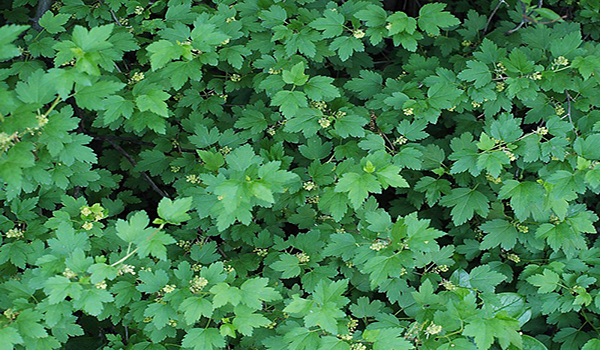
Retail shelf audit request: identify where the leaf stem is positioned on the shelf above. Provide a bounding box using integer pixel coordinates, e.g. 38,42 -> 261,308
111,224 -> 164,267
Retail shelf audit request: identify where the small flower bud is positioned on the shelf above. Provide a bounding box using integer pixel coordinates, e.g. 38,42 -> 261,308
5,228 -> 24,239
369,240 -> 388,251
189,276 -> 209,293
352,29 -> 365,39
425,323 -> 442,335
162,284 -> 177,293
295,252 -> 310,263
63,268 -> 78,279
319,117 -> 331,128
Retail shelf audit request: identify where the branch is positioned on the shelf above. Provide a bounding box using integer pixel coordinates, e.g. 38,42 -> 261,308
98,0 -> 122,26
89,133 -> 155,147
484,0 -> 507,33
104,138 -> 171,198
506,0 -> 543,35
564,90 -> 579,137
90,133 -> 196,153
31,0 -> 53,31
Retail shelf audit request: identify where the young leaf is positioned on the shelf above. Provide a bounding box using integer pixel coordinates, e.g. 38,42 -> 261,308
157,197 -> 193,224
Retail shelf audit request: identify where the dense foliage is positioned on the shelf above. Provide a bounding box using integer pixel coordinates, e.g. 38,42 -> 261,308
2,0 -> 600,348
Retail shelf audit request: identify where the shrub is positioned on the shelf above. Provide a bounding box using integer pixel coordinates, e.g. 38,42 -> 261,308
1,0 -> 600,349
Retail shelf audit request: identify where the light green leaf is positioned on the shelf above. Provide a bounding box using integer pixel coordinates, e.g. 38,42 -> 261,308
182,328 -> 225,350
282,62 -> 309,86
157,197 -> 193,224
418,3 -> 460,35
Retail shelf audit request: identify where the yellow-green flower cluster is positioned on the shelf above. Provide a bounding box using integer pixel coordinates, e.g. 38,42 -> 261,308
295,252 -> 310,263
370,240 -> 388,251
189,276 -> 209,294
5,228 -> 24,239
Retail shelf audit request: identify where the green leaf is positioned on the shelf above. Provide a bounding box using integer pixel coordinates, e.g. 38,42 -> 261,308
147,40 -> 184,71
572,55 -> 600,80
574,134 -> 600,160
304,301 -> 345,334
115,211 -> 153,243
386,12 -> 417,35
182,328 -> 225,350
535,221 -> 588,258
137,269 -> 169,294
180,297 -> 213,324
318,188 -> 349,222
210,283 -> 243,308
191,19 -> 229,52
458,60 -> 492,88
0,25 -> 29,61
198,150 -> 225,171
271,254 -> 302,278
303,76 -> 340,101
72,288 -> 114,316
271,90 -> 308,117
102,95 -> 135,123
88,263 -> 118,284
547,170 -> 587,200
157,197 -> 193,225
220,45 -> 251,70
439,188 -> 490,225
463,315 -> 521,350
350,297 -> 383,318
582,339 -> 600,350
0,327 -> 23,350
477,150 -> 511,178
234,109 -> 268,134
329,36 -> 364,61
533,8 -> 562,21
335,172 -> 382,209
309,10 -> 345,38
135,89 -> 170,117
39,11 -> 70,34
527,269 -> 559,294
355,4 -> 388,27
43,276 -> 83,304
136,231 -> 176,261
418,3 -> 460,35
345,70 -> 383,99
75,80 -> 124,110
334,113 -> 367,138
282,62 -> 309,86
72,24 -> 114,52
396,119 -> 428,141
498,180 -> 546,222
468,265 -> 507,293
384,92 -> 409,110
240,278 -> 281,309
232,305 -> 271,336
376,165 -> 409,188
363,328 -> 414,350
480,219 -> 518,250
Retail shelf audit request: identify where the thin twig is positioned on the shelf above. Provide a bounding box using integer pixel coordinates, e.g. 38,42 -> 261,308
90,133 -> 155,147
506,21 -> 526,35
91,133 -> 196,152
105,139 -> 171,198
98,0 -> 122,26
564,90 -> 578,137
484,0 -> 507,33
506,0 -> 543,35
31,0 -> 54,31
198,230 -> 228,258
